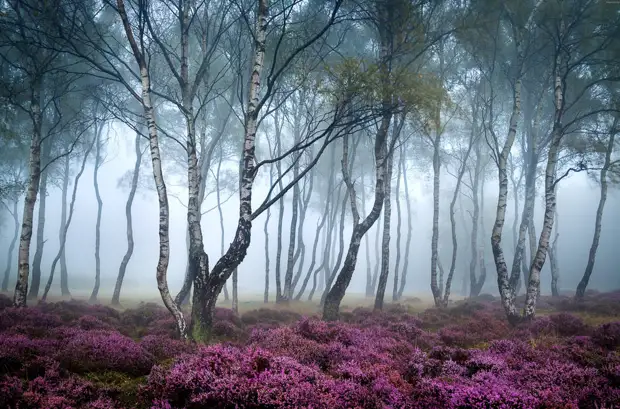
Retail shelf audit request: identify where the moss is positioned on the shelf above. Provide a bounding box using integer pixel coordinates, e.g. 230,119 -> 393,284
83,371 -> 148,408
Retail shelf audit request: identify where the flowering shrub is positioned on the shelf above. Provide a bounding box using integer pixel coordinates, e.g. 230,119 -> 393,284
0,292 -> 619,408
57,330 -> 154,376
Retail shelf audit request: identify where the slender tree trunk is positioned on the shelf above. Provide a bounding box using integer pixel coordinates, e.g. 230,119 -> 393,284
523,133 -> 560,319
511,146 -> 537,295
509,155 -> 524,295
291,170 -> 314,294
296,150 -> 335,301
42,135 -> 95,301
469,146 -> 482,297
549,208 -> 560,297
490,77 -> 522,324
392,149 -> 403,302
375,149 -> 394,311
188,0 -> 269,341
283,170 -> 299,302
522,58 -> 564,319
112,132 -> 142,305
2,199 -> 19,292
323,108 -> 391,320
264,165 -> 274,303
216,145 -> 229,302
59,154 -> 71,297
361,172 -> 373,298
443,132 -> 475,306
28,144 -> 48,300
89,124 -> 104,303
576,127 -> 615,298
319,182 -> 346,304
371,211 -> 382,293
430,128 -> 442,306
15,78 -> 43,307
398,144 -> 413,300
117,0 -> 187,338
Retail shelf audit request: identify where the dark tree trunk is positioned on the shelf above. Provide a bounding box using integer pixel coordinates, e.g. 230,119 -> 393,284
89,124 -> 104,303
43,135 -> 95,301
112,132 -> 142,305
371,211 -> 382,294
323,110 -> 391,320
443,130 -> 475,306
576,128 -> 615,298
264,163 -> 274,303
2,199 -> 19,291
469,141 -> 482,297
398,143 -> 412,300
291,170 -> 314,294
59,154 -> 70,297
296,150 -> 334,301
321,187 -> 350,306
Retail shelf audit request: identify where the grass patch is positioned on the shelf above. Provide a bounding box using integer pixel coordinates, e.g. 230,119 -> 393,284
83,371 -> 148,408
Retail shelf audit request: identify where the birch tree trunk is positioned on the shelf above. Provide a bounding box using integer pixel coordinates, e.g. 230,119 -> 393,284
89,124 -> 104,303
28,144 -> 48,300
429,127 -> 442,306
361,171 -> 373,298
14,79 -> 43,307
469,144 -> 482,297
522,58 -> 564,319
323,117 -> 390,320
42,135 -> 95,301
112,132 -> 142,305
392,149 -> 403,302
374,150 -> 393,311
264,162 -> 274,303
2,199 -> 19,292
189,0 -> 269,341
576,127 -> 615,298
116,0 -> 187,338
549,208 -> 560,297
59,154 -> 70,297
371,211 -> 382,294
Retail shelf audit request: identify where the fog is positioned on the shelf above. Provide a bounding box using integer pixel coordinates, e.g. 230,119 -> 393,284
1,123 -> 618,300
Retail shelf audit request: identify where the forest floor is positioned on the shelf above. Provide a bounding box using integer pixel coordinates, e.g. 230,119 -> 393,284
0,290 -> 618,408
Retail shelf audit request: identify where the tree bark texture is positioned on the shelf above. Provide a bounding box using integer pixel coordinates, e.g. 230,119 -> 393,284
89,124 -> 104,303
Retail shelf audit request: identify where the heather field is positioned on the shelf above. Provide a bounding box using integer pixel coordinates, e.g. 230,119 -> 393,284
0,292 -> 618,409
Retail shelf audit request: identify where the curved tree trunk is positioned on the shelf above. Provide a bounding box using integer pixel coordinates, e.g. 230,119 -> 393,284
576,127 -> 615,298
43,135 -> 95,301
291,171 -> 314,294
2,199 -> 19,292
28,144 -> 48,300
263,166 -> 273,303
320,188 -> 349,306
216,146 -> 229,302
112,132 -> 142,305
89,124 -> 104,303
443,131 -> 475,306
392,149 -> 403,302
14,78 -> 43,308
117,0 -> 187,338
